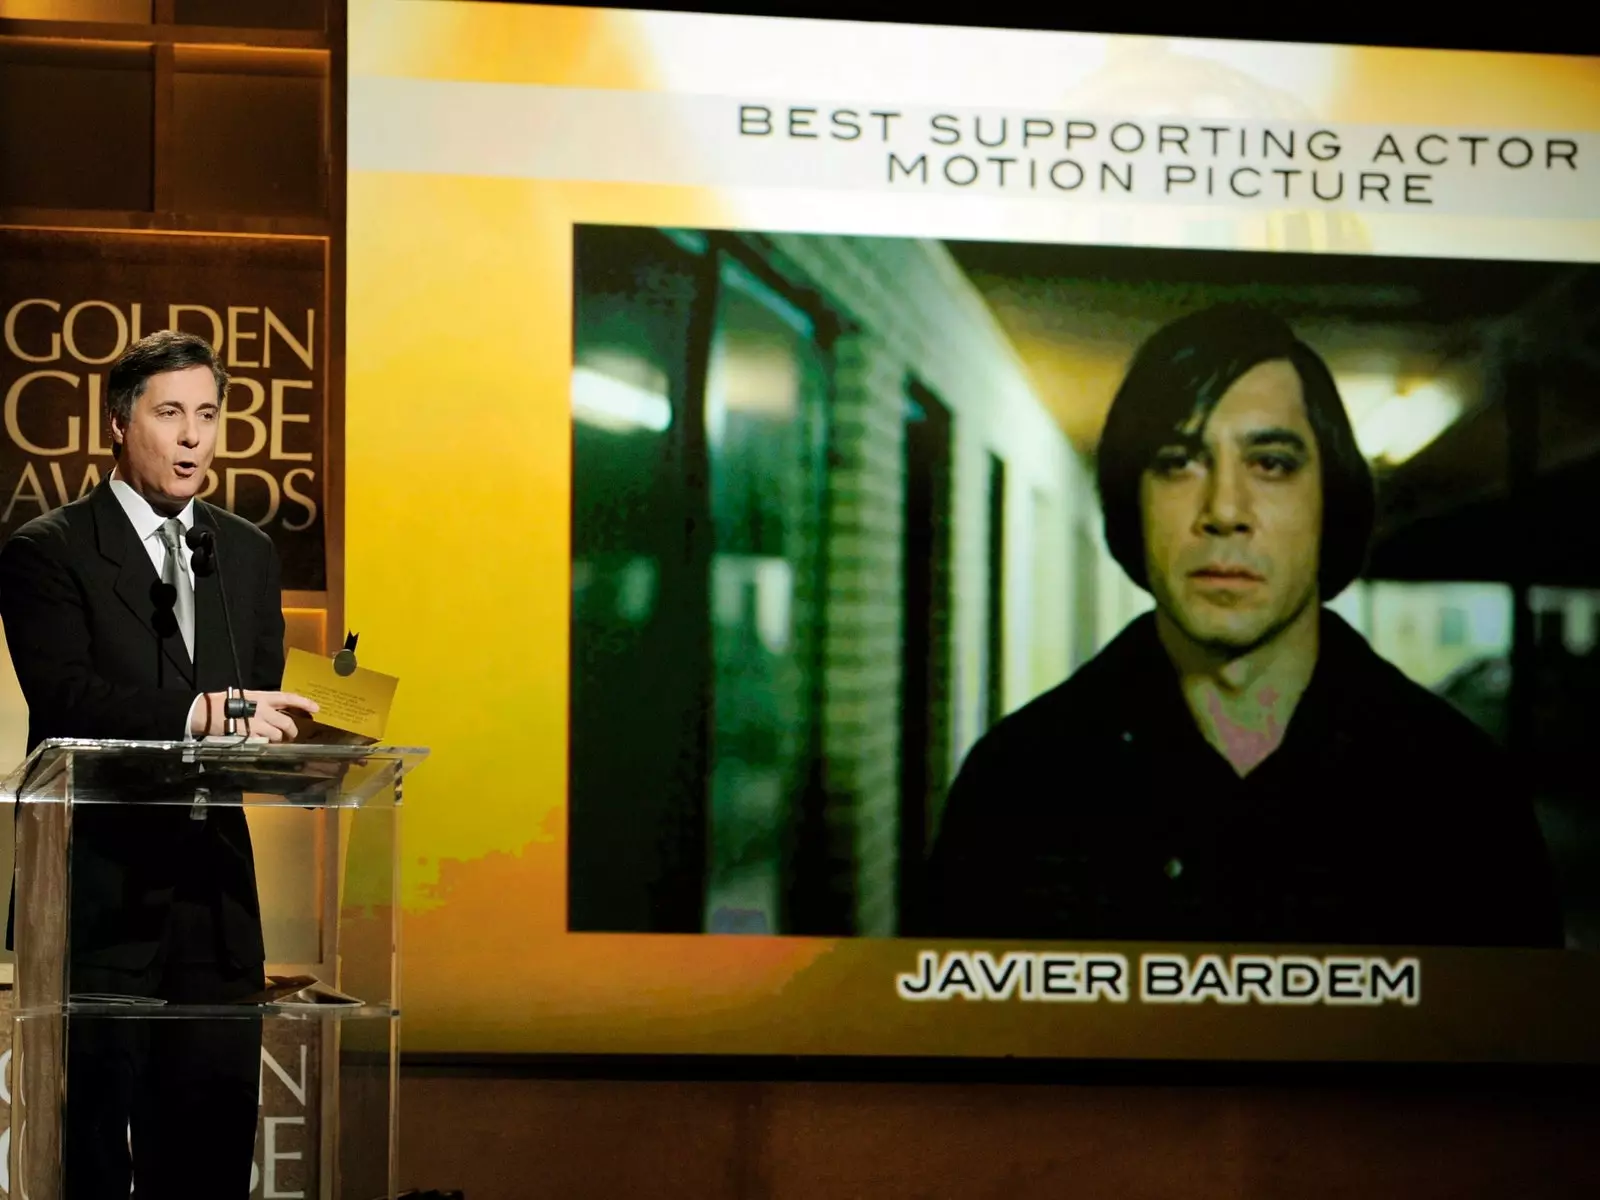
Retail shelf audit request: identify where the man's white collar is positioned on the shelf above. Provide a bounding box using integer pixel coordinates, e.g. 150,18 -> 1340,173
107,472 -> 196,542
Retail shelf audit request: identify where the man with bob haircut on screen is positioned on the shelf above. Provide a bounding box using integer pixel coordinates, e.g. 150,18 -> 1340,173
923,304 -> 1561,948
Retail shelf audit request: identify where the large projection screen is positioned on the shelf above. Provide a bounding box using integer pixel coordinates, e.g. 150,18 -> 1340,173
347,0 -> 1600,1062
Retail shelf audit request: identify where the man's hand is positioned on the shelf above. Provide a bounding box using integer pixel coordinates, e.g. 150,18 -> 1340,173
191,690 -> 319,741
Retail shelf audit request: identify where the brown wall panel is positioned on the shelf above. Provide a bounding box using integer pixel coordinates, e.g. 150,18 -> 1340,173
0,40 -> 152,211
400,1076 -> 754,1200
398,1073 -> 1600,1200
175,0 -> 325,31
171,47 -> 326,216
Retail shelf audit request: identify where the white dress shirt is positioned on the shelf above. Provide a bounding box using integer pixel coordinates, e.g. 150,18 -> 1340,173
108,472 -> 204,737
107,474 -> 197,591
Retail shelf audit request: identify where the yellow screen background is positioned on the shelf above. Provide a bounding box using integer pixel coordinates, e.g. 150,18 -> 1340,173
348,0 -> 1600,1057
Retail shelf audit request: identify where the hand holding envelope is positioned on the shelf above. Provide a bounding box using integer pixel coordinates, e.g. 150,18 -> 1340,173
279,645 -> 399,745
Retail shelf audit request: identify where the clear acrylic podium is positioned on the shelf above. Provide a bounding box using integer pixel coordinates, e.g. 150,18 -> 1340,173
0,737 -> 426,1199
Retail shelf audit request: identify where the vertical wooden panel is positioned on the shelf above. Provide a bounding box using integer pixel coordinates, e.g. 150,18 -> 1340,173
175,0 -> 325,31
151,41 -> 175,211
170,47 -> 326,217
0,40 -> 153,211
322,0 -> 345,667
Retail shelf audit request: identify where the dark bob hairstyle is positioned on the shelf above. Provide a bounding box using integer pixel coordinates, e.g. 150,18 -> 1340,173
1096,303 -> 1375,599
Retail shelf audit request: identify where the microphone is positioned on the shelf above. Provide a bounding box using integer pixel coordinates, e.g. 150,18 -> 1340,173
185,525 -> 257,734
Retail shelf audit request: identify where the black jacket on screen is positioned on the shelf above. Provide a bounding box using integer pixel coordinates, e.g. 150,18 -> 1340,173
922,609 -> 1563,948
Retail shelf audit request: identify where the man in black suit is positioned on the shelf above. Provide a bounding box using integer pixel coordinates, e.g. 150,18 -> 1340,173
0,330 -> 316,1198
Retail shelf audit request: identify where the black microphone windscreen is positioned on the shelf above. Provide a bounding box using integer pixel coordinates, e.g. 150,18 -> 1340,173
185,526 -> 215,551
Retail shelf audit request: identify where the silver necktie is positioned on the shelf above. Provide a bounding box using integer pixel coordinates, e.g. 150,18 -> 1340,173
158,518 -> 195,661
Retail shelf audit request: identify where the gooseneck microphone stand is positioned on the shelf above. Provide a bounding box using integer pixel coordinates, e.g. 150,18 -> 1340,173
185,523 -> 257,738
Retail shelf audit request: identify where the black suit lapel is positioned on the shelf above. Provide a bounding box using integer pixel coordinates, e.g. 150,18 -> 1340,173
91,481 -> 196,687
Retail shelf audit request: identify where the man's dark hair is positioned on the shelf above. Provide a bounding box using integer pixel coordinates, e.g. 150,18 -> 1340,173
106,330 -> 229,459
1096,303 -> 1375,599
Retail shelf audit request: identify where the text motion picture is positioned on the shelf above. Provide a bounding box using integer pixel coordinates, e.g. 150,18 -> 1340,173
737,107 -> 1584,206
896,951 -> 1422,1005
888,157 -> 1445,204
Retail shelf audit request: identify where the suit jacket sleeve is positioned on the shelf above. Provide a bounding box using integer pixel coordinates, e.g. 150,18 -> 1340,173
247,534 -> 286,691
0,529 -> 194,740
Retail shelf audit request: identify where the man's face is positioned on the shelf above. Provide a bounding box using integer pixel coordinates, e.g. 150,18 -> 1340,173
112,365 -> 219,513
1139,358 -> 1323,655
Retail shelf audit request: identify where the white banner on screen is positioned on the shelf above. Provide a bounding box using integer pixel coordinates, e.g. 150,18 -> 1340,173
349,78 -> 1598,221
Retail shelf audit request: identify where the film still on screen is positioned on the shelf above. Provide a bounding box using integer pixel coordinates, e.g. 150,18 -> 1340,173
568,224 -> 1600,951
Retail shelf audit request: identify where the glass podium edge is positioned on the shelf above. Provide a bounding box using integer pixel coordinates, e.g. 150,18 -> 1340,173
1,738 -> 431,802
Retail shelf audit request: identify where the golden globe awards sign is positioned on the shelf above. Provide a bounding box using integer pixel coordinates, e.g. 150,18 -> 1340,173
0,228 -> 327,591
0,995 -> 321,1197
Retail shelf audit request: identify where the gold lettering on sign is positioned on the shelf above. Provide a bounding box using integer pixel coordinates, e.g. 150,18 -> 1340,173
5,298 -> 63,362
228,467 -> 281,526
0,231 -> 327,592
263,307 -> 314,370
228,306 -> 261,368
5,370 -> 83,455
271,380 -> 314,461
282,467 -> 319,532
62,300 -> 129,365
220,378 -> 269,459
88,376 -> 114,456
4,461 -> 50,521
168,303 -> 224,352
